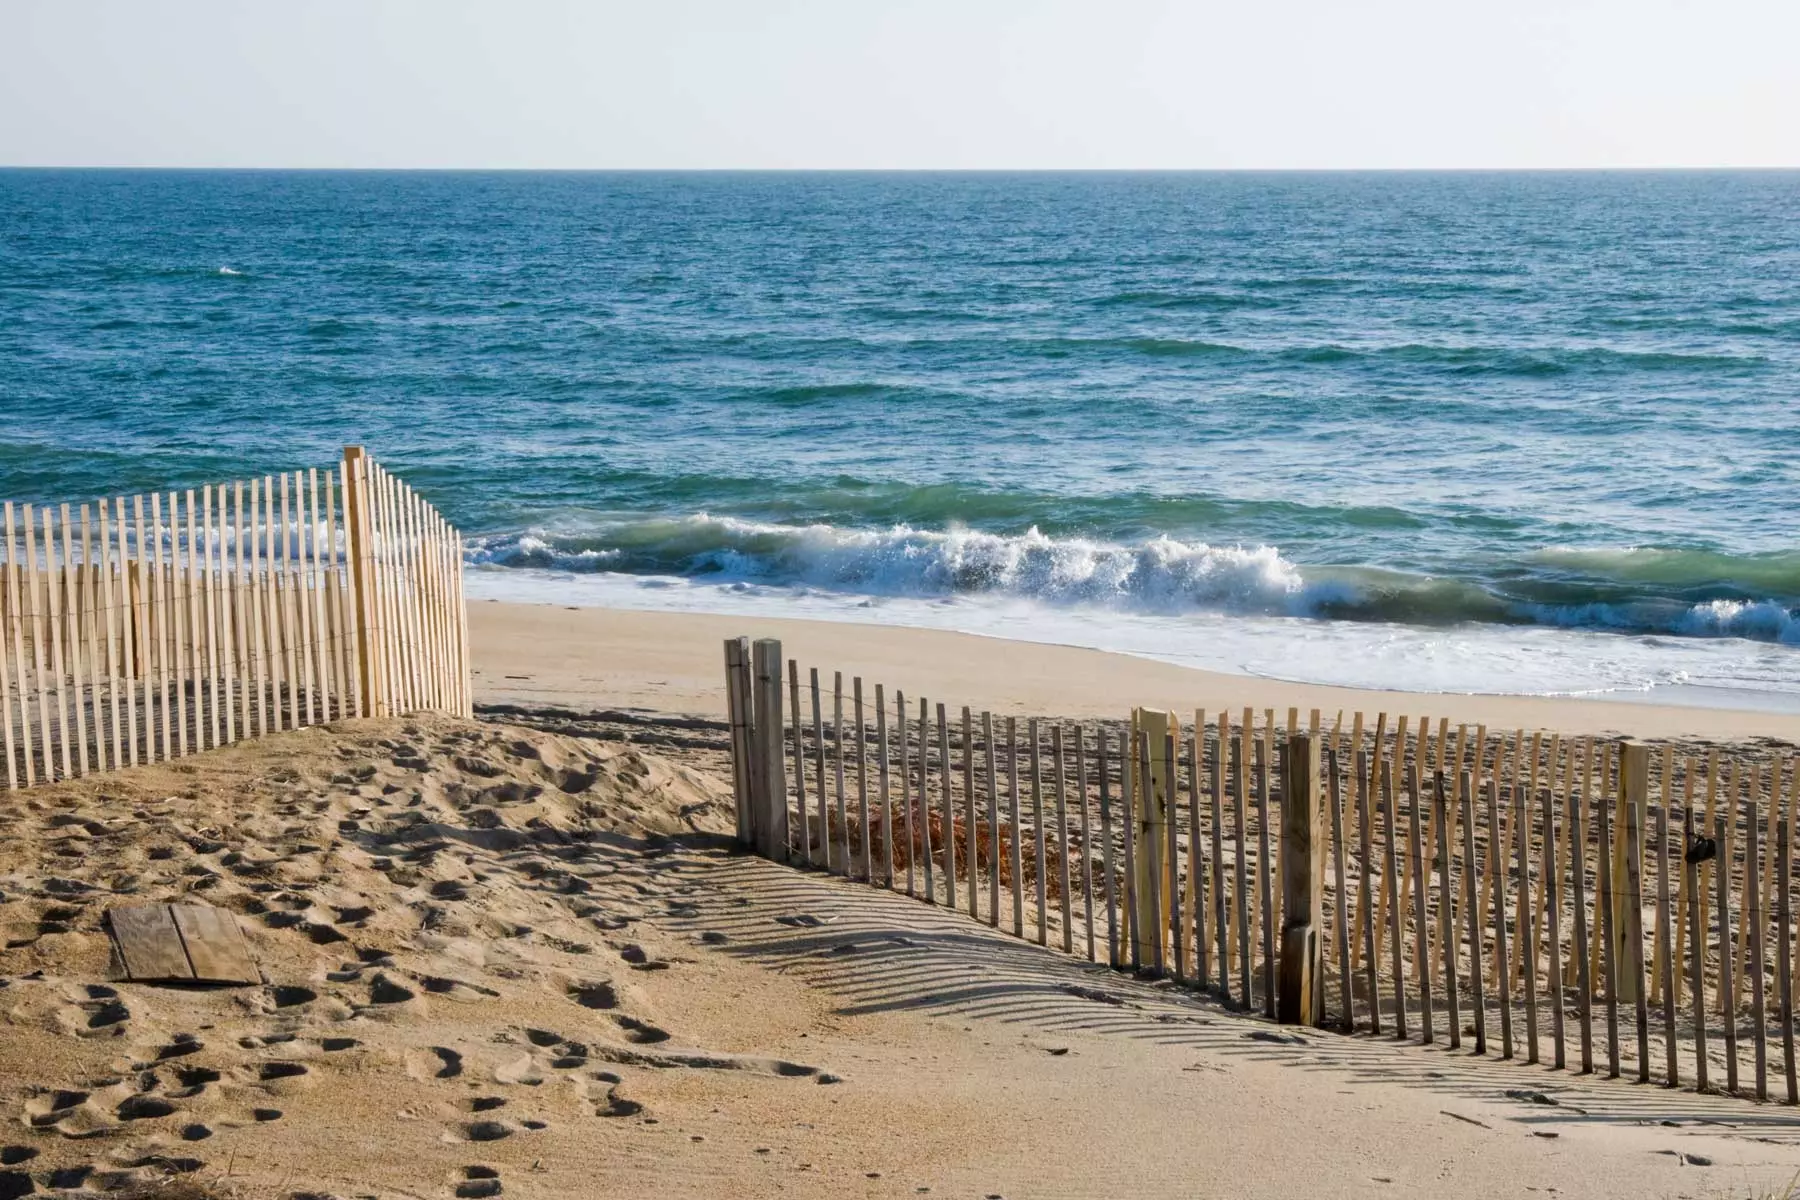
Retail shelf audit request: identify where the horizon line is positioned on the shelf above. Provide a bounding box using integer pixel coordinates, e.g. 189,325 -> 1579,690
5,164 -> 1800,174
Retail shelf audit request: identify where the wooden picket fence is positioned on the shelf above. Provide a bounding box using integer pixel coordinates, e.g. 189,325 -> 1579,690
0,446 -> 471,789
727,636 -> 1800,1103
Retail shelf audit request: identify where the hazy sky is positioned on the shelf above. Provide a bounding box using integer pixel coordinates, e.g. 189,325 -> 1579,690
4,0 -> 1797,169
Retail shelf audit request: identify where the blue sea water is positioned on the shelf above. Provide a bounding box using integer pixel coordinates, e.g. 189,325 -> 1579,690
2,169 -> 1797,705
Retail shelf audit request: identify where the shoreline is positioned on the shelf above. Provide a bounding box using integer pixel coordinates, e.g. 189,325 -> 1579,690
468,599 -> 1800,744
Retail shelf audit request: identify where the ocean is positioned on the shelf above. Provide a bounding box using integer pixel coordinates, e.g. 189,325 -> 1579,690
2,169 -> 1797,708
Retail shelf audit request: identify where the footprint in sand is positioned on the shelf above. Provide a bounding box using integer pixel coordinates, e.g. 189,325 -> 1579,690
456,1164 -> 503,1197
615,1016 -> 671,1045
568,980 -> 618,1010
368,974 -> 417,1005
404,1047 -> 464,1080
617,944 -> 670,971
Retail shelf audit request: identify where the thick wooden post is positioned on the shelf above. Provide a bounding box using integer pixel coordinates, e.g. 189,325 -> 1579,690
1279,732 -> 1323,1025
723,637 -> 753,846
751,638 -> 789,862
341,446 -> 381,717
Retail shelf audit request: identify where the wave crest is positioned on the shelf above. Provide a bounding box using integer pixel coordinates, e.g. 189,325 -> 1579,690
465,517 -> 1800,645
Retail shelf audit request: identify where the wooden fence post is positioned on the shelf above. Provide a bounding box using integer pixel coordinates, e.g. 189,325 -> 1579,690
1279,732 -> 1323,1025
724,637 -> 753,846
341,446 -> 381,718
752,638 -> 789,862
1618,741 -> 1650,1007
1131,708 -> 1176,971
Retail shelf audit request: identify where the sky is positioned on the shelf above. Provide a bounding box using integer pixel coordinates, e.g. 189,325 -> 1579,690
3,0 -> 1798,170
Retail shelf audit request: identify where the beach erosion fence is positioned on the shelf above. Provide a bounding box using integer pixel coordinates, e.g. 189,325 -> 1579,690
0,446 -> 471,790
726,635 -> 1800,1105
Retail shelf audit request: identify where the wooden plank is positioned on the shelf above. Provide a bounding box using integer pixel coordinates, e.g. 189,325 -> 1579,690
833,673 -> 846,875
1570,768 -> 1593,1073
879,686 -> 894,887
1008,716 -> 1024,938
1277,733 -> 1321,1026
78,505 -> 103,772
750,639 -> 789,861
161,493 -> 185,756
45,506 -> 73,777
1053,723 -> 1073,955
308,470 -> 332,723
1779,816 -> 1796,1105
1346,710 -> 1370,972
1489,780 -> 1513,1058
722,640 -> 750,843
1748,796 -> 1768,1101
170,904 -> 259,985
1435,772 -> 1461,1050
1187,721 -> 1205,982
787,660 -> 809,865
1376,715 -> 1406,980
116,498 -> 138,764
1082,723 -> 1098,958
1689,832 -> 1709,1094
290,474 -> 314,725
1162,729 -> 1181,977
1124,727 -> 1142,969
1233,729 -> 1252,1004
1673,756 -> 1696,1008
1029,716 -> 1047,942
22,505 -> 51,780
985,710 -> 1000,921
338,452 -> 372,718
1328,750 -> 1352,1030
1216,734 -> 1231,993
938,702 -> 955,907
1701,752 -> 1725,1014
0,518 -> 18,789
811,668 -> 829,873
183,491 -> 204,751
1459,772 -> 1487,1055
1408,763 -> 1434,1043
963,706 -> 976,918
108,903 -> 195,981
177,491 -> 199,751
1541,774 -> 1564,1068
1717,812 -> 1739,1093
1357,749 -> 1381,1035
7,505 -> 39,786
858,681 -> 871,883
1142,732 -> 1165,974
244,481 -> 266,736
1382,758 -> 1407,1039
1099,724 -> 1117,962
1621,743 -> 1650,1083
1597,761 -> 1620,1078
1657,803 -> 1678,1086
919,697 -> 934,904
1256,725 -> 1274,1013
199,488 -> 218,747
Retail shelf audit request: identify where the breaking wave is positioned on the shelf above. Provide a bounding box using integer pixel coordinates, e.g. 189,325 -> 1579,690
465,518 -> 1800,645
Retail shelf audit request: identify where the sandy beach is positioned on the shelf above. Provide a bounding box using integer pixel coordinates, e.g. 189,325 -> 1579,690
469,600 -> 1800,745
2,601 -> 1798,1199
6,709 -> 1800,1200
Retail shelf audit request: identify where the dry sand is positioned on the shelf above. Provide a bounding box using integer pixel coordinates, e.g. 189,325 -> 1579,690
468,601 -> 1800,744
3,601 -> 1799,1198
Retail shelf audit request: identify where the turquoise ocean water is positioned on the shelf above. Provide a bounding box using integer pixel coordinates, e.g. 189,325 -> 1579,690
2,170 -> 1797,706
